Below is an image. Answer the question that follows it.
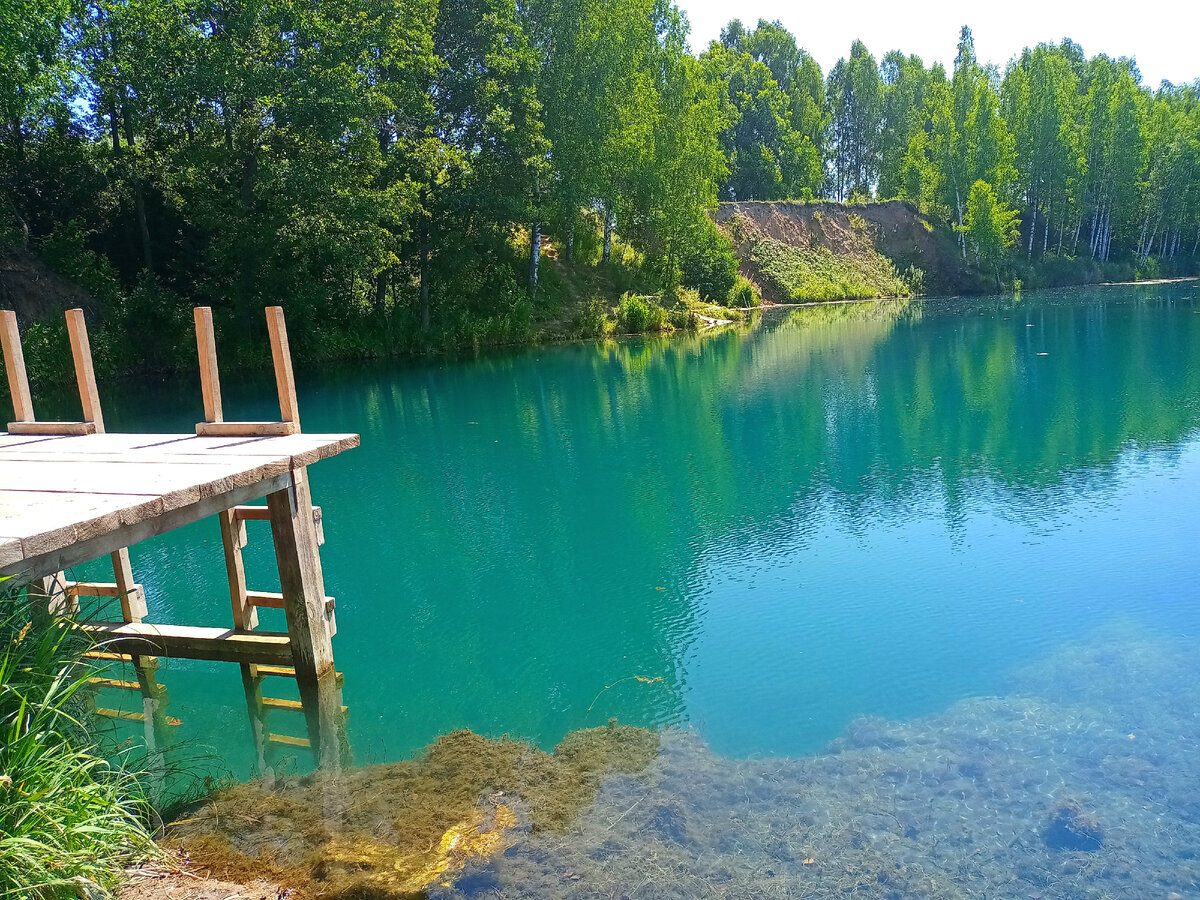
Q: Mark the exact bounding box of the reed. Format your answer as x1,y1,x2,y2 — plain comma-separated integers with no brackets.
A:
0,584,157,898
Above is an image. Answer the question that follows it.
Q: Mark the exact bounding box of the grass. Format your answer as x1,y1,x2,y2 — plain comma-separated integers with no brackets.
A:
0,586,158,897
750,236,909,301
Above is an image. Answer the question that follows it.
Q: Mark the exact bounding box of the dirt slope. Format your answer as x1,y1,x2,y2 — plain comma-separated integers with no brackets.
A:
0,243,98,321
716,200,974,300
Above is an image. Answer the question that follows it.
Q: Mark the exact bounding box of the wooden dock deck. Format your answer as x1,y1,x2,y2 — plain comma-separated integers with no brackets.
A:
0,431,357,577
1,305,359,769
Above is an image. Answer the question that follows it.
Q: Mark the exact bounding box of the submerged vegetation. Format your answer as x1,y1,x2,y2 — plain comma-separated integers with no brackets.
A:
169,723,659,897
0,589,157,896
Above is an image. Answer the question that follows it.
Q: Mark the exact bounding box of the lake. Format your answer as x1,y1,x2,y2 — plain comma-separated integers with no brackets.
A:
74,282,1200,897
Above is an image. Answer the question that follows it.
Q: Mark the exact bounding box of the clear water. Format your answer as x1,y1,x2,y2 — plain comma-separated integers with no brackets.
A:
66,283,1200,776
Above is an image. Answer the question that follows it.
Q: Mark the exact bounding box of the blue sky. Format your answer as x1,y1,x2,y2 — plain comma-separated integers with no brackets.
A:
674,0,1200,89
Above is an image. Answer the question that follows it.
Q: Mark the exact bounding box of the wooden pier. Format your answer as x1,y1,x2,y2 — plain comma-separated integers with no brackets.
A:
0,305,358,769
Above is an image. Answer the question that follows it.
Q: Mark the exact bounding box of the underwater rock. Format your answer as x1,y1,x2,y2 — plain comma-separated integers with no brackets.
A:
1043,799,1104,852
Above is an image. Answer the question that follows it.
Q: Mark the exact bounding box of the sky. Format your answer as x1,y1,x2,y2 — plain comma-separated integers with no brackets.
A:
675,0,1200,89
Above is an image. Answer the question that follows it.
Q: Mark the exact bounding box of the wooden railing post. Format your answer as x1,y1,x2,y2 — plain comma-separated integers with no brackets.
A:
0,310,34,424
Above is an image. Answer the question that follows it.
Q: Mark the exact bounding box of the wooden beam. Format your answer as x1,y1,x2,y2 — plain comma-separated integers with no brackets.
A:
265,306,299,429
235,504,322,545
194,307,223,423
267,732,310,748
0,310,34,422
83,621,293,665
7,421,97,436
219,508,256,630
4,471,292,581
65,309,103,432
195,421,300,437
111,547,147,623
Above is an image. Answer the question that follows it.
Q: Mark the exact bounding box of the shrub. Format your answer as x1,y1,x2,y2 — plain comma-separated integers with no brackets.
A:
901,265,926,295
679,218,738,301
729,275,761,307
570,297,610,338
616,294,667,333
0,587,157,895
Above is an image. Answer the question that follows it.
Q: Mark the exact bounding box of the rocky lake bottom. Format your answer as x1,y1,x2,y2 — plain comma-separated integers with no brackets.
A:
171,618,1200,899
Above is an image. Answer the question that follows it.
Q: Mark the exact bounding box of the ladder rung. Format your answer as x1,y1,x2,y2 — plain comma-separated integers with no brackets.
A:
262,696,303,710
255,665,344,688
261,696,349,714
95,707,144,722
267,732,310,747
84,651,135,662
89,677,140,690
67,582,125,598
246,592,336,615
234,505,324,545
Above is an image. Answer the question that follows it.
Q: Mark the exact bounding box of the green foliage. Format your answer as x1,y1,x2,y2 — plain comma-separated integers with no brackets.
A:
615,294,668,333
729,275,761,307
958,179,1020,273
751,236,909,301
679,218,738,300
0,589,157,895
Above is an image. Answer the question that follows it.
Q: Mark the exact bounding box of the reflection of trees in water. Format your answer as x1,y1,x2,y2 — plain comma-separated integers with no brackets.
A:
170,285,1198,755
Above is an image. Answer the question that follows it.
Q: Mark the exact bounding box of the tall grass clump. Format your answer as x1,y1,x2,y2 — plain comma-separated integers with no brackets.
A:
0,586,157,897
615,293,667,333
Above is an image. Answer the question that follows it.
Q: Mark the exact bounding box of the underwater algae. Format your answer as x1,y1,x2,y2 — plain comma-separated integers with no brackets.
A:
168,721,659,897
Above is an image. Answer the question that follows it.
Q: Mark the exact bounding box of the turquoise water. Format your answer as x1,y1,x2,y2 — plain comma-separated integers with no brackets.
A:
68,283,1200,778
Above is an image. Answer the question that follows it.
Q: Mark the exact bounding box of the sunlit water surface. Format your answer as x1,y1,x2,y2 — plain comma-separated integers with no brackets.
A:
60,283,1200,896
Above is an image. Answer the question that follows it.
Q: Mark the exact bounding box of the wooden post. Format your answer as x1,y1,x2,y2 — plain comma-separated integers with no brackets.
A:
194,307,223,424
111,549,147,623
267,465,341,765
65,309,103,432
0,310,34,423
265,306,300,430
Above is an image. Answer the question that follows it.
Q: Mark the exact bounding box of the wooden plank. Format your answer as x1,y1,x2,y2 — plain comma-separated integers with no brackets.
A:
194,307,223,423
67,581,123,597
0,310,34,422
265,306,300,428
255,664,344,688
267,732,310,748
111,547,147,623
235,504,322,545
262,696,303,710
89,677,141,690
0,536,22,568
4,472,290,580
96,707,147,722
219,508,256,630
83,621,293,665
196,421,300,437
65,309,103,431
7,421,97,436
0,490,166,559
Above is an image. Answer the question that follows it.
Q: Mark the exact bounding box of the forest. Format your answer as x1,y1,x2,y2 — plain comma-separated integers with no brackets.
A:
2,0,1200,371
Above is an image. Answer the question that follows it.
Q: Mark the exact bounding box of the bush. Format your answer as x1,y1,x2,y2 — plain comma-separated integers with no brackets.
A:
679,218,738,301
0,587,157,895
901,265,926,295
729,275,761,307
616,294,668,333
570,297,610,338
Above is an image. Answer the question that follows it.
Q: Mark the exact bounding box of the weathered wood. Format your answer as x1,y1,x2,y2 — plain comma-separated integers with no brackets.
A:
67,582,123,598
65,309,104,432
219,508,256,630
266,306,300,429
7,421,98,436
89,677,142,690
84,621,293,665
5,474,289,580
196,421,301,437
267,467,334,677
234,503,323,544
0,432,357,579
111,547,147,623
0,310,34,422
194,307,223,423
267,732,310,748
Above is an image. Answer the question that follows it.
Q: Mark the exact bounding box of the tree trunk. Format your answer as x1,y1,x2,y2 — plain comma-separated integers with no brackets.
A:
419,242,431,332
528,220,541,294
602,207,613,264
122,100,154,273
1027,202,1037,259
566,222,575,265
374,270,388,315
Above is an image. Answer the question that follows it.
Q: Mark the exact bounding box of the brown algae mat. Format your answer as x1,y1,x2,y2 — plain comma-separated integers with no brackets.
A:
168,622,1200,899
166,722,659,897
